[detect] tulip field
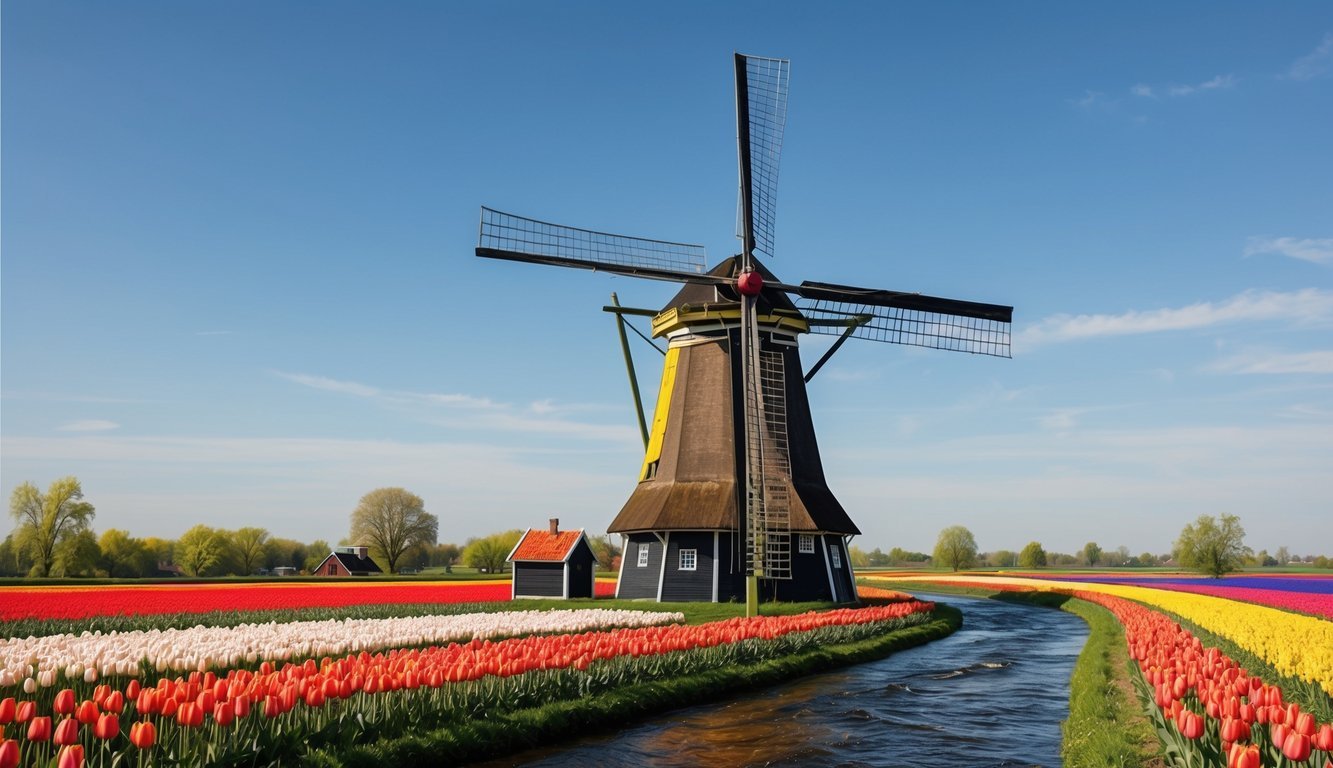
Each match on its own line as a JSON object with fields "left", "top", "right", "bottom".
{"left": 871, "top": 571, "right": 1333, "bottom": 767}
{"left": 0, "top": 580, "right": 945, "bottom": 767}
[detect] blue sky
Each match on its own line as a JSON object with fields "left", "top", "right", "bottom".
{"left": 3, "top": 2, "right": 1331, "bottom": 557}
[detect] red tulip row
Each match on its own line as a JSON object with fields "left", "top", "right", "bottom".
{"left": 1072, "top": 588, "right": 1332, "bottom": 767}
{"left": 889, "top": 579, "right": 1332, "bottom": 767}
{"left": 0, "top": 601, "right": 934, "bottom": 766}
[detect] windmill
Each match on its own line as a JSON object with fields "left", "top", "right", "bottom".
{"left": 476, "top": 54, "right": 1012, "bottom": 616}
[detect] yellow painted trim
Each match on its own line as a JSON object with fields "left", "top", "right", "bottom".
{"left": 651, "top": 306, "right": 809, "bottom": 337}
{"left": 639, "top": 346, "right": 680, "bottom": 481}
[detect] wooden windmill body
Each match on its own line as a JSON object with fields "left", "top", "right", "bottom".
{"left": 477, "top": 54, "right": 1012, "bottom": 612}
{"left": 611, "top": 256, "right": 860, "bottom": 603}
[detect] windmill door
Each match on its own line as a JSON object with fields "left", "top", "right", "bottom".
{"left": 828, "top": 539, "right": 851, "bottom": 603}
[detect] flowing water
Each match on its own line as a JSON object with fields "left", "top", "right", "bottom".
{"left": 475, "top": 592, "right": 1088, "bottom": 768}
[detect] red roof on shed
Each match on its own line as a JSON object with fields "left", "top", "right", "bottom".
{"left": 509, "top": 529, "right": 584, "bottom": 562}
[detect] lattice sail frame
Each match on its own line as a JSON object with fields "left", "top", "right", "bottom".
{"left": 736, "top": 55, "right": 790, "bottom": 264}
{"left": 479, "top": 207, "right": 707, "bottom": 275}
{"left": 801, "top": 300, "right": 1012, "bottom": 358}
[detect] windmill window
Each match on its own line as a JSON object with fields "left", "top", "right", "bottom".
{"left": 831, "top": 546, "right": 842, "bottom": 569}
{"left": 799, "top": 535, "right": 815, "bottom": 554}
{"left": 637, "top": 544, "right": 650, "bottom": 568}
{"left": 679, "top": 548, "right": 697, "bottom": 571}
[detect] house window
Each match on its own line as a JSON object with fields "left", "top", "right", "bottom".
{"left": 679, "top": 548, "right": 697, "bottom": 571}
{"left": 831, "top": 546, "right": 842, "bottom": 569}
{"left": 637, "top": 544, "right": 650, "bottom": 568}
{"left": 799, "top": 534, "right": 815, "bottom": 554}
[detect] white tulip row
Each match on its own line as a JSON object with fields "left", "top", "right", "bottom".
{"left": 0, "top": 608, "right": 684, "bottom": 685}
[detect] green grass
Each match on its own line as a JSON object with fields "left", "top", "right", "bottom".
{"left": 863, "top": 579, "right": 1157, "bottom": 768}
{"left": 299, "top": 604, "right": 962, "bottom": 767}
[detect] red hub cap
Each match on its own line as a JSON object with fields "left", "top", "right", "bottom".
{"left": 737, "top": 270, "right": 763, "bottom": 296}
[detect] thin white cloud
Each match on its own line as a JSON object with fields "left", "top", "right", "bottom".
{"left": 1210, "top": 350, "right": 1333, "bottom": 375}
{"left": 1287, "top": 32, "right": 1333, "bottom": 80}
{"left": 1243, "top": 236, "right": 1333, "bottom": 265}
{"left": 1019, "top": 288, "right": 1333, "bottom": 349}
{"left": 57, "top": 419, "right": 120, "bottom": 432}
{"left": 275, "top": 371, "right": 635, "bottom": 443}
{"left": 1133, "top": 74, "right": 1234, "bottom": 98}
{"left": 274, "top": 372, "right": 382, "bottom": 398}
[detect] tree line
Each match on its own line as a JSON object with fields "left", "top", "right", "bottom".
{"left": 920, "top": 514, "right": 1332, "bottom": 577}
{"left": 5, "top": 478, "right": 623, "bottom": 578}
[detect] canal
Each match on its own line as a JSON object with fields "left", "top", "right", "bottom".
{"left": 480, "top": 592, "right": 1088, "bottom": 767}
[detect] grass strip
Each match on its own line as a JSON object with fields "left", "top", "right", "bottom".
{"left": 299, "top": 605, "right": 962, "bottom": 767}
{"left": 863, "top": 579, "right": 1158, "bottom": 768}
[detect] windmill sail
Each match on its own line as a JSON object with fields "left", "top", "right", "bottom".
{"left": 801, "top": 300, "right": 1012, "bottom": 357}
{"left": 735, "top": 54, "right": 790, "bottom": 265}
{"left": 477, "top": 207, "right": 711, "bottom": 284}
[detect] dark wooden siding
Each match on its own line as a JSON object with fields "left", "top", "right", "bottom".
{"left": 513, "top": 562, "right": 564, "bottom": 598}
{"left": 567, "top": 542, "right": 596, "bottom": 598}
{"left": 772, "top": 533, "right": 834, "bottom": 602}
{"left": 661, "top": 532, "right": 714, "bottom": 602}
{"left": 617, "top": 534, "right": 662, "bottom": 599}
{"left": 716, "top": 532, "right": 746, "bottom": 602}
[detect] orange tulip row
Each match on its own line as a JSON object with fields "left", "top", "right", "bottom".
{"left": 0, "top": 601, "right": 934, "bottom": 766}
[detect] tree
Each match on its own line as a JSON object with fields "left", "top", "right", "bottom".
{"left": 349, "top": 488, "right": 438, "bottom": 574}
{"left": 303, "top": 540, "right": 330, "bottom": 573}
{"left": 230, "top": 527, "right": 270, "bottom": 575}
{"left": 1174, "top": 513, "right": 1250, "bottom": 579}
{"left": 989, "top": 550, "right": 1018, "bottom": 568}
{"left": 98, "top": 529, "right": 154, "bottom": 578}
{"left": 1082, "top": 542, "right": 1102, "bottom": 567}
{"left": 587, "top": 535, "right": 621, "bottom": 570}
{"left": 1019, "top": 541, "right": 1047, "bottom": 568}
{"left": 932, "top": 526, "right": 977, "bottom": 572}
{"left": 8, "top": 477, "right": 96, "bottom": 577}
{"left": 463, "top": 530, "right": 523, "bottom": 574}
{"left": 847, "top": 545, "right": 870, "bottom": 568}
{"left": 1275, "top": 546, "right": 1291, "bottom": 565}
{"left": 177, "top": 525, "right": 225, "bottom": 576}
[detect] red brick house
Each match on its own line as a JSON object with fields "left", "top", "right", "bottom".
{"left": 312, "top": 546, "right": 384, "bottom": 577}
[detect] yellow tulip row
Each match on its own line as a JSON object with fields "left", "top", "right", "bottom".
{"left": 893, "top": 574, "right": 1333, "bottom": 697}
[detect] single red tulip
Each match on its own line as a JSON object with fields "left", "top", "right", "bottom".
{"left": 128, "top": 721, "right": 155, "bottom": 749}
{"left": 52, "top": 690, "right": 75, "bottom": 716}
{"left": 1314, "top": 723, "right": 1333, "bottom": 751}
{"left": 74, "top": 700, "right": 98, "bottom": 726}
{"left": 1221, "top": 716, "right": 1249, "bottom": 743}
{"left": 263, "top": 695, "right": 280, "bottom": 719}
{"left": 26, "top": 716, "right": 51, "bottom": 743}
{"left": 1228, "top": 743, "right": 1260, "bottom": 768}
{"left": 212, "top": 702, "right": 235, "bottom": 727}
{"left": 56, "top": 744, "right": 84, "bottom": 768}
{"left": 159, "top": 698, "right": 178, "bottom": 718}
{"left": 0, "top": 740, "right": 18, "bottom": 768}
{"left": 1272, "top": 723, "right": 1290, "bottom": 749}
{"left": 93, "top": 713, "right": 119, "bottom": 740}
{"left": 1282, "top": 732, "right": 1312, "bottom": 762}
{"left": 1180, "top": 711, "right": 1205, "bottom": 740}
{"left": 101, "top": 691, "right": 123, "bottom": 714}
{"left": 1293, "top": 711, "right": 1315, "bottom": 737}
{"left": 0, "top": 700, "right": 13, "bottom": 726}
{"left": 124, "top": 680, "right": 140, "bottom": 700}
{"left": 12, "top": 703, "right": 33, "bottom": 725}
{"left": 53, "top": 717, "right": 79, "bottom": 746}
{"left": 175, "top": 702, "right": 203, "bottom": 729}
{"left": 232, "top": 695, "right": 250, "bottom": 719}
